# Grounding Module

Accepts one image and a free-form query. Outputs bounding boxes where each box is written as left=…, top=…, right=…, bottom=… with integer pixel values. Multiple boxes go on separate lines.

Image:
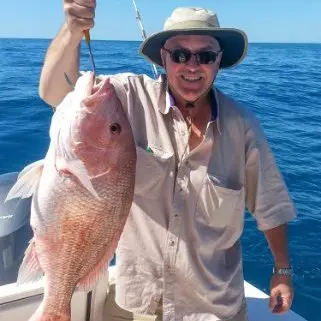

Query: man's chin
left=179, top=90, right=208, bottom=103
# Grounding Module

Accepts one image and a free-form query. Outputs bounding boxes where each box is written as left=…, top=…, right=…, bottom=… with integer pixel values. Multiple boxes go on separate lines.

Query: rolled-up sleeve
left=245, top=113, right=297, bottom=231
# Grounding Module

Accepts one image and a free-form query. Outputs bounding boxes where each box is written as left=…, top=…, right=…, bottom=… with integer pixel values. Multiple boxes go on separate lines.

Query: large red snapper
left=6, top=72, right=136, bottom=321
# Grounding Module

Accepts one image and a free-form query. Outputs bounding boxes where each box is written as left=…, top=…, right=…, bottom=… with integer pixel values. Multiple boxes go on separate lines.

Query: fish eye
left=110, top=123, right=121, bottom=134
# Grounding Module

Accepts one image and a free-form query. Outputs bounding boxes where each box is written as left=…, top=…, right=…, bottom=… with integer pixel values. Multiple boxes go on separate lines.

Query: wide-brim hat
left=139, top=7, right=248, bottom=69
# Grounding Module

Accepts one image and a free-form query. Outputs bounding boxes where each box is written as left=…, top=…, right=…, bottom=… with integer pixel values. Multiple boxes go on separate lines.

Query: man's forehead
left=165, top=35, right=220, bottom=49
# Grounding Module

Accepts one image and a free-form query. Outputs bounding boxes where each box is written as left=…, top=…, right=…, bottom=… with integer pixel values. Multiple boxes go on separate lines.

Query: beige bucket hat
left=139, top=7, right=248, bottom=69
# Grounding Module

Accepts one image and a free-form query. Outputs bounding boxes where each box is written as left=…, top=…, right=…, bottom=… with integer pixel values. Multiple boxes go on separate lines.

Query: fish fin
left=60, top=159, right=101, bottom=201
left=76, top=259, right=110, bottom=292
left=17, top=239, right=43, bottom=285
left=5, top=160, right=44, bottom=201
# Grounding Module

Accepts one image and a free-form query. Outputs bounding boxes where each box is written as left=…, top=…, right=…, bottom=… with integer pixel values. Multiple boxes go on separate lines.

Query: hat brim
left=139, top=28, right=248, bottom=69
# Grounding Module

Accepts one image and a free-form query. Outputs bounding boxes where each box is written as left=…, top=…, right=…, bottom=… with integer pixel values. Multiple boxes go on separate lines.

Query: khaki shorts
left=103, top=284, right=248, bottom=321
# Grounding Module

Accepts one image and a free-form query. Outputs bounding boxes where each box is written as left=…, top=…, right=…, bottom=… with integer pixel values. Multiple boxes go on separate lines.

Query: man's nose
left=185, top=54, right=199, bottom=69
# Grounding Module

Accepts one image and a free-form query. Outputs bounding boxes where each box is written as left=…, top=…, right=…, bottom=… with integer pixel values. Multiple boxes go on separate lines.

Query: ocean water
left=0, top=39, right=320, bottom=320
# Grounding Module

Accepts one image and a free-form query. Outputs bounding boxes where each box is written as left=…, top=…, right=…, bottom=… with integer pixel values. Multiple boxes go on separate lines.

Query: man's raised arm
left=39, top=0, right=96, bottom=107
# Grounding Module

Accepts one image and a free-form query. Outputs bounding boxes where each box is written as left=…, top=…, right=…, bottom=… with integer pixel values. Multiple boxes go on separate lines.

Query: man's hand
left=63, top=0, right=96, bottom=39
left=269, top=274, right=294, bottom=314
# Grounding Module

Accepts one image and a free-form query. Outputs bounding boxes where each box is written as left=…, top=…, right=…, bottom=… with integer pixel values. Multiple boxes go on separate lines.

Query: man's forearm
left=39, top=23, right=82, bottom=107
left=264, top=224, right=291, bottom=267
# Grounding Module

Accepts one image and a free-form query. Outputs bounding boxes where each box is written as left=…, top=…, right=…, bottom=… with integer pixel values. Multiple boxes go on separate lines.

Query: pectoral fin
left=5, top=160, right=44, bottom=202
left=56, top=157, right=101, bottom=201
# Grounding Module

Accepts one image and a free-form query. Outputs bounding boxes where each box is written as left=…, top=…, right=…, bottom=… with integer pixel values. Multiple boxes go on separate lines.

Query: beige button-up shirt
left=103, top=73, right=296, bottom=321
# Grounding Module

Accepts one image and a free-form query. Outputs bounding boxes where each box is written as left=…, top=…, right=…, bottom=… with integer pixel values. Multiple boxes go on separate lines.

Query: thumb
left=269, top=288, right=279, bottom=311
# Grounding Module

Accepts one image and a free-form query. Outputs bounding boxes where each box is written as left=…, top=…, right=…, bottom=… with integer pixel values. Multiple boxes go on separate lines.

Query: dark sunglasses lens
left=171, top=49, right=191, bottom=63
left=169, top=49, right=218, bottom=64
left=197, top=51, right=217, bottom=64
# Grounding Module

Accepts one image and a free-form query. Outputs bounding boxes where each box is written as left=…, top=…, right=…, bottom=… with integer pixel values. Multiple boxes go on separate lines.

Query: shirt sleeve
left=244, top=112, right=297, bottom=231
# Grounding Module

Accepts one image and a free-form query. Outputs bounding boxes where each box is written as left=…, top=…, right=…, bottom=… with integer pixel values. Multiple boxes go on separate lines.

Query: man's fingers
left=269, top=290, right=279, bottom=311
left=269, top=275, right=294, bottom=315
left=66, top=16, right=95, bottom=32
left=65, top=2, right=95, bottom=19
left=280, top=298, right=291, bottom=313
left=270, top=295, right=292, bottom=314
left=65, top=0, right=96, bottom=9
left=280, top=293, right=293, bottom=312
left=75, top=0, right=96, bottom=8
left=63, top=0, right=96, bottom=34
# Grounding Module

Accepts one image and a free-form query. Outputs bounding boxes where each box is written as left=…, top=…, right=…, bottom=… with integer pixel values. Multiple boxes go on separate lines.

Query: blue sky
left=1, top=0, right=321, bottom=43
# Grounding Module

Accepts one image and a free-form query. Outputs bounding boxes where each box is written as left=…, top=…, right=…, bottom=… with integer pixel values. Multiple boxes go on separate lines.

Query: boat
left=0, top=2, right=310, bottom=318
left=0, top=172, right=308, bottom=320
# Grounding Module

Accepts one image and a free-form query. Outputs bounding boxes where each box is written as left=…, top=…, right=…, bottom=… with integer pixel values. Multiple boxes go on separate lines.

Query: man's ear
left=217, top=51, right=223, bottom=68
left=160, top=48, right=166, bottom=68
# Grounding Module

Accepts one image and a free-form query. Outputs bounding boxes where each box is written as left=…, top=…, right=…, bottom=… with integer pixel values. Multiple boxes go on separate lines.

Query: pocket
left=134, top=146, right=173, bottom=198
left=194, top=175, right=245, bottom=248
left=197, top=174, right=244, bottom=226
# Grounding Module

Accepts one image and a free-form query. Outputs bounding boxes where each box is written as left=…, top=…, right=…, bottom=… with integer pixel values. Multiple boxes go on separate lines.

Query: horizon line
left=0, top=36, right=320, bottom=45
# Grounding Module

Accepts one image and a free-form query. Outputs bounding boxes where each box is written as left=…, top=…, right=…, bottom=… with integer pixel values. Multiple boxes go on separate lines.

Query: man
left=39, top=3, right=296, bottom=321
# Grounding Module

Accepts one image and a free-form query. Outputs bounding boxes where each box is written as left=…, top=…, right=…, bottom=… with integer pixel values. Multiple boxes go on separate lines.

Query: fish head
left=71, top=74, right=136, bottom=176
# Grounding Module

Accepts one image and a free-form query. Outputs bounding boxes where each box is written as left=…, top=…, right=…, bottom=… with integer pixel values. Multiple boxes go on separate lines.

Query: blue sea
left=0, top=39, right=320, bottom=320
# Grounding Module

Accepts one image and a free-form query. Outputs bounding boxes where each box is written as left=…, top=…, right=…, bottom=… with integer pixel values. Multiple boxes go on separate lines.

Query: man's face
left=161, top=35, right=222, bottom=103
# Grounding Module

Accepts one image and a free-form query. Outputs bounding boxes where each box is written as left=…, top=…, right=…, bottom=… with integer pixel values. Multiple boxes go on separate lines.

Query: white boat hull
left=0, top=265, right=306, bottom=321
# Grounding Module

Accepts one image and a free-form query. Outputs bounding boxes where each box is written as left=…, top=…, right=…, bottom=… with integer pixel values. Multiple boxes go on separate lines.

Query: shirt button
left=169, top=240, right=175, bottom=246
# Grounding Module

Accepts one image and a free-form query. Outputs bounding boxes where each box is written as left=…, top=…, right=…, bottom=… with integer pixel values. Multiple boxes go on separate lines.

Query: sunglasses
left=163, top=47, right=222, bottom=65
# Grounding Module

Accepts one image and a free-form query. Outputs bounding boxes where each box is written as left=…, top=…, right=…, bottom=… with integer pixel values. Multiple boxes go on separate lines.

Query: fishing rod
left=131, top=0, right=159, bottom=79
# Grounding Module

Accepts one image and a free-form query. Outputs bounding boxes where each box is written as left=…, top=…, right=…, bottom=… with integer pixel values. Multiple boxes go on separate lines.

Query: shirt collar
left=160, top=75, right=222, bottom=135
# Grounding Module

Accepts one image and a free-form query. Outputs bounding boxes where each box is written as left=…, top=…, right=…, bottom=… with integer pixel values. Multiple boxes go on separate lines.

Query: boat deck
left=0, top=265, right=307, bottom=321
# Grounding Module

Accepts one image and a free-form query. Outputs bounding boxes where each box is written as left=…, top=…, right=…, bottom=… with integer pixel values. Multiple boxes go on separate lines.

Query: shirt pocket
left=134, top=146, right=173, bottom=198
left=195, top=175, right=245, bottom=248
